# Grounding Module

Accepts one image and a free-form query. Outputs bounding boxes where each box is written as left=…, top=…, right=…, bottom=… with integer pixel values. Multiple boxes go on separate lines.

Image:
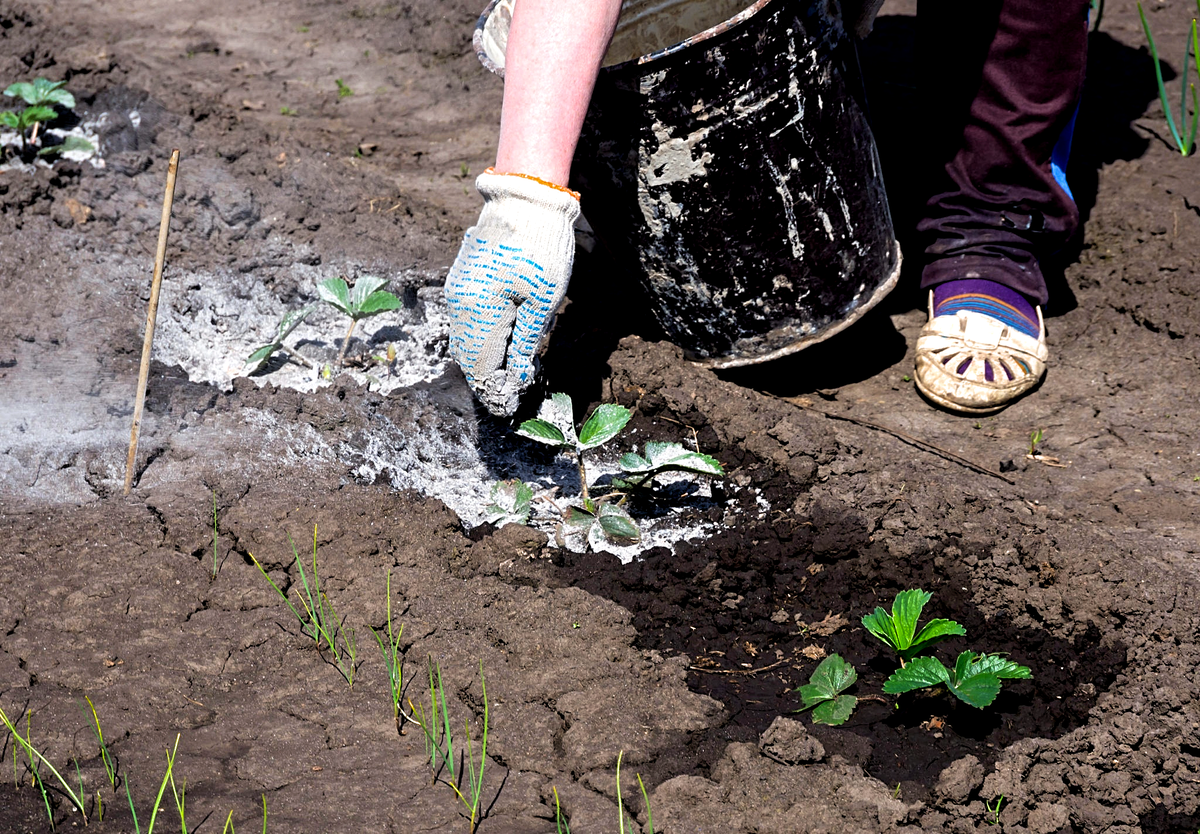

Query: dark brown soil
left=2, top=1, right=1200, bottom=833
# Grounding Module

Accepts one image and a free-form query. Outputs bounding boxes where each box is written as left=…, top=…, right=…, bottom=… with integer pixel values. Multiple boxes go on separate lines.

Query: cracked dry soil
left=2, top=0, right=1200, bottom=832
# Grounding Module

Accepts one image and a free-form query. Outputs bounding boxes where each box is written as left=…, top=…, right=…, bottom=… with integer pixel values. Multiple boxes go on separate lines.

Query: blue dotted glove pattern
left=445, top=232, right=568, bottom=400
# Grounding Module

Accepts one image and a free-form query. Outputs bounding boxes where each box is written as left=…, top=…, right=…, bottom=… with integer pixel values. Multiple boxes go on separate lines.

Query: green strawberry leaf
left=577, top=403, right=631, bottom=450
left=317, top=276, right=352, bottom=315
left=889, top=588, right=932, bottom=648
left=882, top=655, right=950, bottom=695
left=618, top=441, right=723, bottom=476
left=907, top=618, right=968, bottom=658
left=946, top=672, right=1003, bottom=709
left=563, top=503, right=596, bottom=528
left=516, top=418, right=567, bottom=447
left=354, top=290, right=402, bottom=317
left=37, top=135, right=96, bottom=158
left=349, top=275, right=388, bottom=309
left=20, top=105, right=56, bottom=126
left=484, top=479, right=534, bottom=526
left=0, top=111, right=19, bottom=129
left=811, top=695, right=857, bottom=726
left=968, top=653, right=1032, bottom=681
left=596, top=504, right=640, bottom=543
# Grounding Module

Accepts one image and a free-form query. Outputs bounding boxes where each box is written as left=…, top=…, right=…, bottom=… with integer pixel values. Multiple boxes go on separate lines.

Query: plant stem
left=337, top=318, right=358, bottom=367
left=281, top=344, right=317, bottom=369
left=576, top=451, right=589, bottom=502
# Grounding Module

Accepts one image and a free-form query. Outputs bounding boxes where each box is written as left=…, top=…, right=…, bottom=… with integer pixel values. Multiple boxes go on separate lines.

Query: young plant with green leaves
left=1, top=78, right=94, bottom=160
left=222, top=795, right=269, bottom=834
left=513, top=392, right=724, bottom=550
left=317, top=275, right=402, bottom=366
left=616, top=750, right=655, bottom=834
left=408, top=659, right=490, bottom=834
left=883, top=651, right=1032, bottom=708
left=248, top=525, right=358, bottom=686
left=0, top=704, right=92, bottom=828
left=484, top=479, right=534, bottom=527
left=1137, top=1, right=1200, bottom=156
left=795, top=653, right=858, bottom=726
left=246, top=304, right=317, bottom=371
left=793, top=589, right=1032, bottom=727
left=861, top=588, right=967, bottom=664
left=370, top=570, right=407, bottom=734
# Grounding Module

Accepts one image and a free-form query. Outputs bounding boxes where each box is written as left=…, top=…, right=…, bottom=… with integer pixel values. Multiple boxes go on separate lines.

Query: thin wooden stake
left=124, top=149, right=181, bottom=496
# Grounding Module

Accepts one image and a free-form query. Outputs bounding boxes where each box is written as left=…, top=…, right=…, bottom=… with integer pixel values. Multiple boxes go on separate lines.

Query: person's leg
left=495, top=0, right=622, bottom=186
left=918, top=0, right=1089, bottom=303
left=913, top=0, right=1089, bottom=413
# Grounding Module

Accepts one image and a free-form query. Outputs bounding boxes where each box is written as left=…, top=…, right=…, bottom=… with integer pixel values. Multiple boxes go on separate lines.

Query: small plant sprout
left=248, top=525, right=358, bottom=685
left=515, top=393, right=724, bottom=550
left=335, top=78, right=354, bottom=98
left=222, top=794, right=268, bottom=834
left=794, top=653, right=858, bottom=726
left=370, top=570, right=407, bottom=733
left=553, top=786, right=571, bottom=834
left=1028, top=427, right=1044, bottom=457
left=883, top=651, right=1032, bottom=709
left=484, top=479, right=535, bottom=527
left=1137, top=1, right=1200, bottom=156
left=861, top=588, right=967, bottom=664
left=1, top=78, right=94, bottom=160
left=84, top=695, right=118, bottom=790
left=985, top=793, right=1005, bottom=825
left=408, top=659, right=490, bottom=834
left=211, top=488, right=220, bottom=579
left=317, top=275, right=403, bottom=366
left=615, top=750, right=655, bottom=834
left=246, top=304, right=317, bottom=371
left=0, top=704, right=91, bottom=827
left=518, top=393, right=632, bottom=502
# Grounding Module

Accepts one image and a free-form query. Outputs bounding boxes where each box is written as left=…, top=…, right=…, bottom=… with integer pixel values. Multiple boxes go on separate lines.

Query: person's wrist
left=484, top=167, right=581, bottom=200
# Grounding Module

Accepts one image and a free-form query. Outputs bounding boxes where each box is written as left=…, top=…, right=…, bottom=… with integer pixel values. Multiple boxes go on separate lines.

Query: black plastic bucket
left=475, top=0, right=900, bottom=368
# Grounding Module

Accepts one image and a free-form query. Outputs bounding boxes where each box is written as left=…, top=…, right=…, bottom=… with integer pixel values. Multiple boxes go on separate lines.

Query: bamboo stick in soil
left=123, top=149, right=181, bottom=496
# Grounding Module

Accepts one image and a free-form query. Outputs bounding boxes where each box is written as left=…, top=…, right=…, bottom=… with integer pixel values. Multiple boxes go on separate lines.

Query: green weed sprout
left=248, top=525, right=358, bottom=686
left=1028, top=427, right=1044, bottom=457
left=222, top=794, right=268, bottom=833
left=883, top=651, right=1032, bottom=709
left=335, top=78, right=354, bottom=99
left=0, top=704, right=91, bottom=827
left=84, top=696, right=117, bottom=790
left=615, top=750, right=655, bottom=834
left=517, top=393, right=724, bottom=550
left=795, top=653, right=858, bottom=726
left=985, top=793, right=1005, bottom=825
left=246, top=304, right=317, bottom=371
left=124, top=734, right=180, bottom=834
left=861, top=588, right=967, bottom=664
left=1137, top=1, right=1200, bottom=156
left=484, top=479, right=535, bottom=527
left=408, top=659, right=490, bottom=834
left=370, top=570, right=407, bottom=733
left=317, top=275, right=402, bottom=366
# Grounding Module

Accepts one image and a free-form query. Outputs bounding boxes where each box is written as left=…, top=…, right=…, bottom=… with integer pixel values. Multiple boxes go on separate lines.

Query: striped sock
left=932, top=278, right=1040, bottom=340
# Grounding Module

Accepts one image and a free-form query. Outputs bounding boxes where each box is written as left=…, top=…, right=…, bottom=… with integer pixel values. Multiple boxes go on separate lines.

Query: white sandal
left=913, top=291, right=1048, bottom=414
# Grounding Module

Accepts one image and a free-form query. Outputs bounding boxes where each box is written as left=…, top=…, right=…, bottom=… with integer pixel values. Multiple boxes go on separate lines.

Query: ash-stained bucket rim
left=474, top=0, right=776, bottom=77
left=692, top=240, right=903, bottom=369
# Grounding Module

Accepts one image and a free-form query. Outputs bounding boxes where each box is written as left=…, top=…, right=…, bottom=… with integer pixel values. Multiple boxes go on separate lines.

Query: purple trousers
left=916, top=0, right=1091, bottom=304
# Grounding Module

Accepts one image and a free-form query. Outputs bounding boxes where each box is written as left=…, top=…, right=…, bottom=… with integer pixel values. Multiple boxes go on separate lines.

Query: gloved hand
left=445, top=169, right=581, bottom=417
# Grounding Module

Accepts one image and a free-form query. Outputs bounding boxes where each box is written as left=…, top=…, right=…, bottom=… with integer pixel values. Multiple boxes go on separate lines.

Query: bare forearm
left=495, top=0, right=622, bottom=185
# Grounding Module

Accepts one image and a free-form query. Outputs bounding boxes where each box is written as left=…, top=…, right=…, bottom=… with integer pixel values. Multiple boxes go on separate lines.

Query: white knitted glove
left=445, top=170, right=581, bottom=417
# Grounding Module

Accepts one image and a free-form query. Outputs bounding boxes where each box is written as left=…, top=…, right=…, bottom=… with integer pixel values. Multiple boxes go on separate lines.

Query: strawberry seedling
left=316, top=275, right=402, bottom=366
left=795, top=653, right=858, bottom=725
left=513, top=393, right=724, bottom=550
left=861, top=588, right=966, bottom=663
